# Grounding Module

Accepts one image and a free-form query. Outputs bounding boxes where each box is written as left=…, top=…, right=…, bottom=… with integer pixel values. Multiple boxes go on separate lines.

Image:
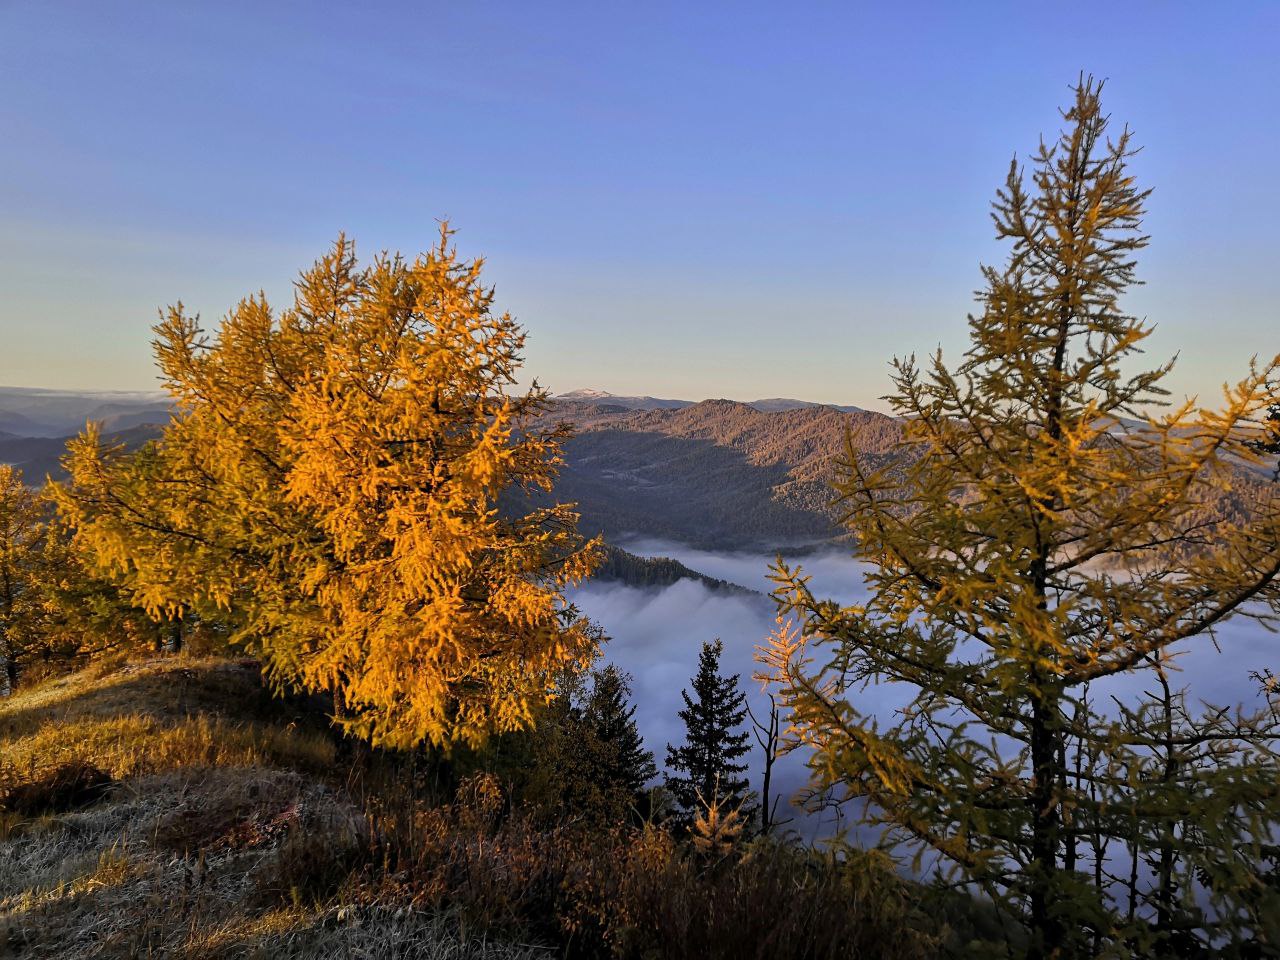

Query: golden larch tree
left=0, top=465, right=47, bottom=693
left=762, top=79, right=1280, bottom=956
left=54, top=228, right=601, bottom=748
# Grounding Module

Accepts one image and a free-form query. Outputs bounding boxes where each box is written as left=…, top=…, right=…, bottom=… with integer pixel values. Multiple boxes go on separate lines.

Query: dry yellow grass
left=0, top=656, right=548, bottom=959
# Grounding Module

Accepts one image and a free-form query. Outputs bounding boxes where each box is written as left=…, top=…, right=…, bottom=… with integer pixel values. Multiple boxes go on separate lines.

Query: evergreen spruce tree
left=763, top=78, right=1280, bottom=956
left=584, top=664, right=657, bottom=797
left=521, top=663, right=656, bottom=822
left=665, top=639, right=752, bottom=821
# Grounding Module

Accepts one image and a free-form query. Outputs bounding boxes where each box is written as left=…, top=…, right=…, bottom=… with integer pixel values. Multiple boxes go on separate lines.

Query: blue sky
left=2, top=1, right=1277, bottom=409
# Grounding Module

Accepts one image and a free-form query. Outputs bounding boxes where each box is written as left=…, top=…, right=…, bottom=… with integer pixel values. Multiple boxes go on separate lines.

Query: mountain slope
left=0, top=387, right=171, bottom=437
left=539, top=398, right=1277, bottom=553
left=541, top=398, right=905, bottom=549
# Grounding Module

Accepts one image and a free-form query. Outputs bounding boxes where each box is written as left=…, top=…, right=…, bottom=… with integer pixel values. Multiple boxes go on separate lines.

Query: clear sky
left=2, top=1, right=1277, bottom=410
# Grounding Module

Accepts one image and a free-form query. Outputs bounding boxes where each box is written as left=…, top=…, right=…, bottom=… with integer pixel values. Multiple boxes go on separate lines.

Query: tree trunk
left=165, top=616, right=183, bottom=654
left=0, top=619, right=15, bottom=696
left=1154, top=658, right=1179, bottom=935
left=1028, top=689, right=1063, bottom=959
left=2, top=654, right=15, bottom=697
left=751, top=695, right=781, bottom=835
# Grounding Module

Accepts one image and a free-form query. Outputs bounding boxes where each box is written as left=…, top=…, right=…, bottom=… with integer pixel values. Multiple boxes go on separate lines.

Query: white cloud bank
left=572, top=539, right=1280, bottom=843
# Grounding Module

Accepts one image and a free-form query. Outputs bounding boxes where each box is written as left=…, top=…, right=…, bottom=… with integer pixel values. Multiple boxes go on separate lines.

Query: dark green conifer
left=522, top=663, right=657, bottom=823
left=584, top=664, right=657, bottom=797
left=665, top=639, right=752, bottom=820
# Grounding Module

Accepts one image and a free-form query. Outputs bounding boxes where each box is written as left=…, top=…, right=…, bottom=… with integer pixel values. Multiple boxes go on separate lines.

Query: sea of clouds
left=569, top=537, right=1280, bottom=843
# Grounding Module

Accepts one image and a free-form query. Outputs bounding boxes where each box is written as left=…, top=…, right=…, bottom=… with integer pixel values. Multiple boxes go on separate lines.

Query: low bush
left=265, top=774, right=937, bottom=960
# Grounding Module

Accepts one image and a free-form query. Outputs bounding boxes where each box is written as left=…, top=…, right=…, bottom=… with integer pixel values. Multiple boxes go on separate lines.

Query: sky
left=2, top=1, right=1277, bottom=409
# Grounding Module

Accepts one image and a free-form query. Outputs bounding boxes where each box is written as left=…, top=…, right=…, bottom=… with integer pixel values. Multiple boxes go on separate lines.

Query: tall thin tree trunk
left=1061, top=727, right=1076, bottom=875
left=165, top=615, right=183, bottom=654
left=1154, top=657, right=1179, bottom=934
left=0, top=585, right=13, bottom=696
left=2, top=653, right=15, bottom=697
left=750, top=695, right=782, bottom=835
left=1028, top=689, right=1063, bottom=959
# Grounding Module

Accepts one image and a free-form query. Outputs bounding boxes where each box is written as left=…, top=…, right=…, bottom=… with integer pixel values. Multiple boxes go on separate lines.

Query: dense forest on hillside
left=593, top=544, right=759, bottom=596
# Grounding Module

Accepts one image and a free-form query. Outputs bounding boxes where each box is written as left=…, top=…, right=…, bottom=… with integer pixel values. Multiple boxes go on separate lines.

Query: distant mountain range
left=555, top=389, right=869, bottom=415
left=5, top=387, right=1272, bottom=561
left=0, top=387, right=172, bottom=437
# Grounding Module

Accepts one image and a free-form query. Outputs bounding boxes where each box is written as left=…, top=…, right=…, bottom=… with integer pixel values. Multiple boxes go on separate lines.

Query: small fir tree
left=665, top=639, right=752, bottom=821
left=518, top=662, right=656, bottom=823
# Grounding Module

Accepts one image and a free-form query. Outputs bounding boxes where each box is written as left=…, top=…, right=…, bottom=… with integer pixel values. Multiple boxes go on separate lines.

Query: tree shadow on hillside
left=0, top=659, right=322, bottom=744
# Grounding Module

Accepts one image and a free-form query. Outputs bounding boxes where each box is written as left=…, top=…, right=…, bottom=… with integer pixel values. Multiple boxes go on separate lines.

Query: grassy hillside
left=0, top=657, right=545, bottom=958
left=0, top=656, right=988, bottom=959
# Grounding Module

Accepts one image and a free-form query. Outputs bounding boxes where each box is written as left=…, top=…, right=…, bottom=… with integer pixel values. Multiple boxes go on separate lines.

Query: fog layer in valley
left=572, top=538, right=1280, bottom=842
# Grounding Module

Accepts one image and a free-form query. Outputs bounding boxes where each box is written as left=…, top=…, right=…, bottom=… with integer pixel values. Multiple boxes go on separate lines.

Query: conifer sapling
left=666, top=639, right=753, bottom=822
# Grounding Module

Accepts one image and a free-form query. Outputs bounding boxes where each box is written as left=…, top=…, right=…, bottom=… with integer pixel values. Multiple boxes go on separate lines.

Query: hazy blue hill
left=0, top=423, right=163, bottom=484
left=85, top=402, right=175, bottom=432
left=0, top=387, right=171, bottom=437
left=0, top=406, right=67, bottom=437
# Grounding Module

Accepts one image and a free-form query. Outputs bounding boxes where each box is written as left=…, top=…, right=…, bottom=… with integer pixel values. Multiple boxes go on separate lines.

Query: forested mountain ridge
left=9, top=392, right=1272, bottom=555
left=594, top=544, right=762, bottom=596
left=534, top=397, right=1279, bottom=552
left=536, top=398, right=907, bottom=549
left=553, top=389, right=869, bottom=415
